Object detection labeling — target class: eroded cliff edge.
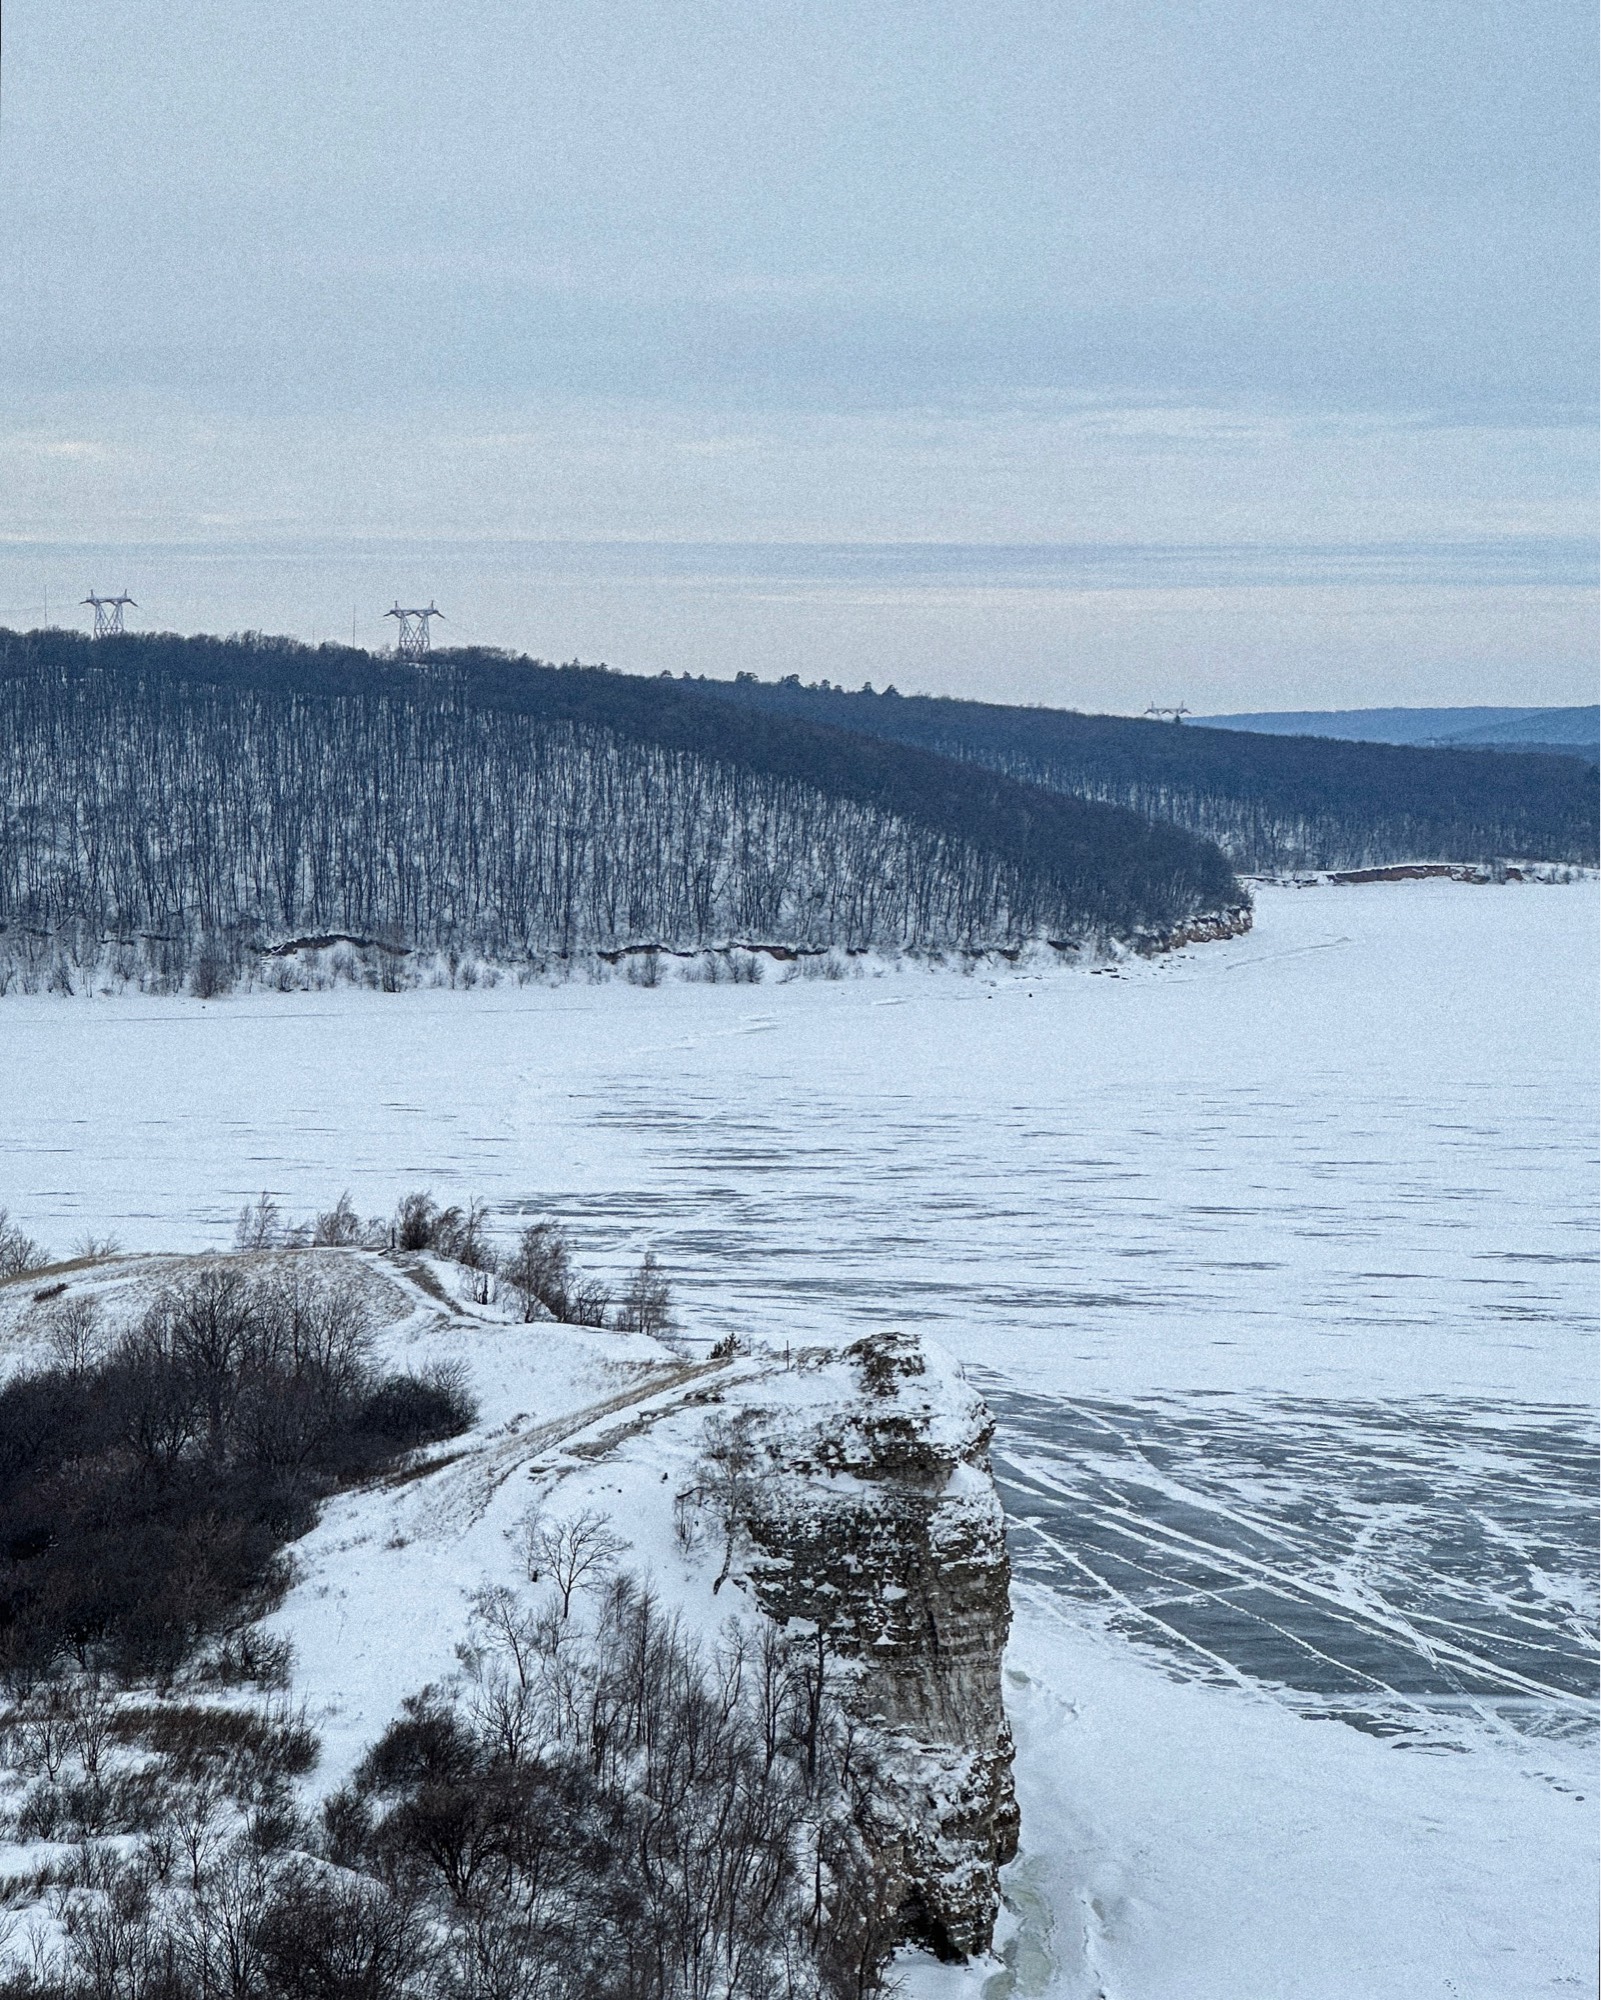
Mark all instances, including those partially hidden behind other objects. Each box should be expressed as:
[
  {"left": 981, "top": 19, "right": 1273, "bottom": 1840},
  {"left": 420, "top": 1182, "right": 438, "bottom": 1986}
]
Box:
[
  {"left": 0, "top": 1246, "right": 1019, "bottom": 1981},
  {"left": 712, "top": 1330, "right": 1019, "bottom": 1959}
]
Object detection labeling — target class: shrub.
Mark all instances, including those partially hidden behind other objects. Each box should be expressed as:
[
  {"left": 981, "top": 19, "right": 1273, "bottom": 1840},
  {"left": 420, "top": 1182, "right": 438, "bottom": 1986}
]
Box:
[
  {"left": 357, "top": 1363, "right": 477, "bottom": 1446},
  {"left": 189, "top": 939, "right": 234, "bottom": 999},
  {"left": 310, "top": 1191, "right": 362, "bottom": 1246},
  {"left": 393, "top": 1191, "right": 440, "bottom": 1252},
  {"left": 197, "top": 1627, "right": 295, "bottom": 1689},
  {"left": 391, "top": 1192, "right": 497, "bottom": 1272},
  {"left": 0, "top": 1210, "right": 49, "bottom": 1280},
  {"left": 501, "top": 1222, "right": 572, "bottom": 1322},
  {"left": 614, "top": 1252, "right": 673, "bottom": 1336},
  {"left": 109, "top": 1701, "right": 319, "bottom": 1791},
  {"left": 0, "top": 1266, "right": 476, "bottom": 1677}
]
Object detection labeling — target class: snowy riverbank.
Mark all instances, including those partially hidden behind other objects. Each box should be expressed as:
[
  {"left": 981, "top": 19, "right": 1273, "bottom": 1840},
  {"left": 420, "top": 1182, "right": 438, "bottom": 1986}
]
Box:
[{"left": 3, "top": 879, "right": 1596, "bottom": 1994}]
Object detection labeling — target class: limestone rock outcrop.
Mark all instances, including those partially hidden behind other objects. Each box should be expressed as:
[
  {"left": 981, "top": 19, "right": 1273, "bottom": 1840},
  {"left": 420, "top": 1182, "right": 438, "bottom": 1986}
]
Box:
[{"left": 729, "top": 1331, "right": 1018, "bottom": 1960}]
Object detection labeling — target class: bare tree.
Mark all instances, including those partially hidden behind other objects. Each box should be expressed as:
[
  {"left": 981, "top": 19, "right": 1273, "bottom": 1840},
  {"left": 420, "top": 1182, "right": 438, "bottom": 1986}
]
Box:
[
  {"left": 0, "top": 1208, "right": 48, "bottom": 1279},
  {"left": 516, "top": 1507, "right": 627, "bottom": 1617},
  {"left": 564, "top": 1277, "right": 611, "bottom": 1328},
  {"left": 437, "top": 1197, "right": 496, "bottom": 1273},
  {"left": 310, "top": 1191, "right": 362, "bottom": 1246},
  {"left": 10, "top": 630, "right": 1588, "bottom": 992},
  {"left": 501, "top": 1222, "right": 572, "bottom": 1323},
  {"left": 614, "top": 1250, "right": 674, "bottom": 1335},
  {"left": 464, "top": 1585, "right": 559, "bottom": 1699},
  {"left": 233, "top": 1193, "right": 282, "bottom": 1251},
  {"left": 696, "top": 1413, "right": 764, "bottom": 1593},
  {"left": 42, "top": 1295, "right": 103, "bottom": 1377}
]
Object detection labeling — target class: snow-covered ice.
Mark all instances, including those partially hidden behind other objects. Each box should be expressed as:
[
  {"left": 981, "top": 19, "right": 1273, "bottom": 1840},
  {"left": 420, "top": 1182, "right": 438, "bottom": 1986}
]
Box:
[{"left": 3, "top": 879, "right": 1596, "bottom": 1996}]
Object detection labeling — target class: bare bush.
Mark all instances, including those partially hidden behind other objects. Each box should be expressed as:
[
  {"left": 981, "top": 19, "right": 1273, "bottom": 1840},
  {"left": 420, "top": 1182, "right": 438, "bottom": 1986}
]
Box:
[
  {"left": 70, "top": 1232, "right": 123, "bottom": 1260},
  {"left": 501, "top": 1222, "right": 572, "bottom": 1323},
  {"left": 331, "top": 1575, "right": 888, "bottom": 1998},
  {"left": 108, "top": 1701, "right": 318, "bottom": 1797},
  {"left": 614, "top": 1251, "right": 674, "bottom": 1336},
  {"left": 197, "top": 1628, "right": 295, "bottom": 1690},
  {"left": 233, "top": 1193, "right": 283, "bottom": 1251},
  {"left": 0, "top": 1211, "right": 49, "bottom": 1280},
  {"left": 188, "top": 935, "right": 235, "bottom": 999},
  {"left": 6, "top": 1684, "right": 76, "bottom": 1781}
]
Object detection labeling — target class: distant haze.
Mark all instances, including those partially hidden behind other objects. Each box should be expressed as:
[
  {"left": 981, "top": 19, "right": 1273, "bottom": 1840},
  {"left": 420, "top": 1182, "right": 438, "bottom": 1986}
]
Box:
[
  {"left": 0, "top": 0, "right": 1594, "bottom": 709},
  {"left": 1198, "top": 705, "right": 1600, "bottom": 756}
]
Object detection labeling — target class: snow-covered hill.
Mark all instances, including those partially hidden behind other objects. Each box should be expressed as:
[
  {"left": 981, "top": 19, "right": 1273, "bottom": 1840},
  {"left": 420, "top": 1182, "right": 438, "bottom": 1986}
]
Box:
[{"left": 0, "top": 1244, "right": 1017, "bottom": 1991}]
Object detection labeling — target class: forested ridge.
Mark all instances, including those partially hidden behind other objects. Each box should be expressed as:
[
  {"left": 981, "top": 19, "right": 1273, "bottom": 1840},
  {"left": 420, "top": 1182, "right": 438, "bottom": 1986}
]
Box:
[
  {"left": 0, "top": 629, "right": 1242, "bottom": 986},
  {"left": 690, "top": 677, "right": 1599, "bottom": 873}
]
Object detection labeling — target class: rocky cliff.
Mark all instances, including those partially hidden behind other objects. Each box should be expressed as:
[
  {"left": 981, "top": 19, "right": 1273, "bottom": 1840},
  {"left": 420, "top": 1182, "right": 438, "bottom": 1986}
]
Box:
[
  {"left": 722, "top": 1330, "right": 1018, "bottom": 1959},
  {"left": 0, "top": 1242, "right": 1019, "bottom": 1980}
]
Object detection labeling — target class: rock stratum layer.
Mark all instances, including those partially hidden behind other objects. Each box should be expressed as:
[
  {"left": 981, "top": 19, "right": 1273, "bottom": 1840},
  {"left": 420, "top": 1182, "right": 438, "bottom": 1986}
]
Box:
[{"left": 726, "top": 1331, "right": 1018, "bottom": 1959}]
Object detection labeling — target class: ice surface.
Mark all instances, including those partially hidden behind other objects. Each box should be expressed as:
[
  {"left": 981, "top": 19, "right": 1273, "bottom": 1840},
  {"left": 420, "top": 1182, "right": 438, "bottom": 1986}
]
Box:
[
  {"left": 994, "top": 1387, "right": 1596, "bottom": 1739},
  {"left": 3, "top": 880, "right": 1596, "bottom": 1995}
]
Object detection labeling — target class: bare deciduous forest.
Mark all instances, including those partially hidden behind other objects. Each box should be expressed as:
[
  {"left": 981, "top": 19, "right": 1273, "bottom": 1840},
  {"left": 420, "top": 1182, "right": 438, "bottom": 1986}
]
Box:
[
  {"left": 692, "top": 676, "right": 1600, "bottom": 873},
  {"left": 0, "top": 631, "right": 1242, "bottom": 987}
]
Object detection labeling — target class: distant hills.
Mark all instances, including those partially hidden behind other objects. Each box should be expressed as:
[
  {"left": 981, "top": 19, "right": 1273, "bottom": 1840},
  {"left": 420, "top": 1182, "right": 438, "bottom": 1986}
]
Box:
[
  {"left": 3, "top": 632, "right": 1593, "bottom": 996},
  {"left": 1196, "top": 706, "right": 1600, "bottom": 761},
  {"left": 693, "top": 679, "right": 1599, "bottom": 874},
  {"left": 0, "top": 630, "right": 1241, "bottom": 989}
]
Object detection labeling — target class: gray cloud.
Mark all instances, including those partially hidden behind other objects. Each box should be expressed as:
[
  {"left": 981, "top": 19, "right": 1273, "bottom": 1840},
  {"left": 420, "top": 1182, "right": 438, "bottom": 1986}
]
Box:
[
  {"left": 4, "top": 0, "right": 1592, "bottom": 416},
  {"left": 1, "top": 0, "right": 1592, "bottom": 701}
]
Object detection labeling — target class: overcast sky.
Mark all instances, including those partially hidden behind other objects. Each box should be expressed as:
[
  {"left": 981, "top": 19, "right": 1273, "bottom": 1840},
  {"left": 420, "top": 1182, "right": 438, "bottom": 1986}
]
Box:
[{"left": 1, "top": 0, "right": 1594, "bottom": 707}]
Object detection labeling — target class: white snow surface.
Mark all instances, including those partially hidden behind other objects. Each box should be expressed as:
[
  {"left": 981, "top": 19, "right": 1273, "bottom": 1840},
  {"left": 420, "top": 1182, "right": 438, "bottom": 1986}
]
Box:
[{"left": 3, "top": 880, "right": 1597, "bottom": 1997}]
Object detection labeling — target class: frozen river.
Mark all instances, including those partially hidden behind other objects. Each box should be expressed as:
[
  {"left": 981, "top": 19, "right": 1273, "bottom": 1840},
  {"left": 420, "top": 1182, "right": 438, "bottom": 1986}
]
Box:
[{"left": 3, "top": 880, "right": 1597, "bottom": 1996}]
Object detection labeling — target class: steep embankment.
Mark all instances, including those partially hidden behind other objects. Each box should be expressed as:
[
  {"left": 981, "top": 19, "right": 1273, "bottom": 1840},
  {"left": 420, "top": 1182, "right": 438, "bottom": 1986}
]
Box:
[
  {"left": 689, "top": 677, "right": 1599, "bottom": 873},
  {"left": 0, "top": 629, "right": 1243, "bottom": 991},
  {"left": 728, "top": 1329, "right": 1019, "bottom": 1958},
  {"left": 0, "top": 1243, "right": 1018, "bottom": 1986}
]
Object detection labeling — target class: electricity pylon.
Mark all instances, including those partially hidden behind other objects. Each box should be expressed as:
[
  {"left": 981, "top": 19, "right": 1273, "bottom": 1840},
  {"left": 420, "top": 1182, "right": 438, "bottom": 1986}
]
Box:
[
  {"left": 386, "top": 602, "right": 444, "bottom": 661},
  {"left": 83, "top": 591, "right": 137, "bottom": 638}
]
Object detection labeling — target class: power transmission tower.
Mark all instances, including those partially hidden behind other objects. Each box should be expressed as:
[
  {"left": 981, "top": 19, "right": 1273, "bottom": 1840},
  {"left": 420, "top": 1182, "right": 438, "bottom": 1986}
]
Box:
[
  {"left": 385, "top": 601, "right": 444, "bottom": 661},
  {"left": 1143, "top": 702, "right": 1190, "bottom": 723},
  {"left": 82, "top": 591, "right": 137, "bottom": 638}
]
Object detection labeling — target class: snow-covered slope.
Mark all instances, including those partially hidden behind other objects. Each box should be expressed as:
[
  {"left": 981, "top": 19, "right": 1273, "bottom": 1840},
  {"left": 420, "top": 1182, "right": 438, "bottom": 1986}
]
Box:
[
  {"left": 0, "top": 1244, "right": 1019, "bottom": 1978},
  {"left": 2, "top": 880, "right": 1595, "bottom": 1995}
]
